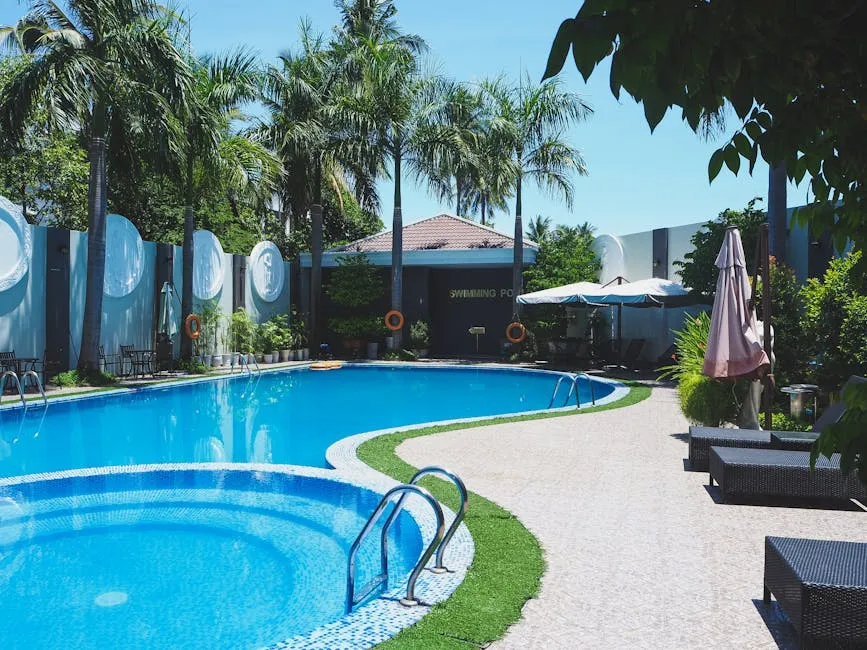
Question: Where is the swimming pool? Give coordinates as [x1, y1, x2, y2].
[0, 364, 618, 479]
[0, 469, 424, 650]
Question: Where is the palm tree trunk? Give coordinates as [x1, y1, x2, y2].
[78, 106, 109, 372]
[512, 174, 523, 316]
[227, 191, 241, 222]
[181, 155, 195, 359]
[455, 177, 461, 216]
[768, 164, 787, 263]
[481, 195, 487, 226]
[310, 162, 324, 356]
[391, 150, 404, 349]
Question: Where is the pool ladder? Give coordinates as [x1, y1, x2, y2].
[346, 466, 468, 613]
[548, 373, 595, 409]
[232, 354, 260, 375]
[0, 370, 47, 408]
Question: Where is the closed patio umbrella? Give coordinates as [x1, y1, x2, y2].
[158, 282, 178, 337]
[702, 227, 769, 379]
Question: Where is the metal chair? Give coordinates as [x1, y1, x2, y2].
[119, 345, 135, 378]
[98, 345, 121, 375]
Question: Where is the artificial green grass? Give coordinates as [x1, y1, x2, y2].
[358, 382, 652, 649]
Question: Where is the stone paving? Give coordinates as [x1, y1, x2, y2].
[397, 384, 867, 649]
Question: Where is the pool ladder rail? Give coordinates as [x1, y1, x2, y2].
[346, 466, 468, 613]
[548, 373, 595, 409]
[232, 354, 260, 375]
[0, 370, 47, 409]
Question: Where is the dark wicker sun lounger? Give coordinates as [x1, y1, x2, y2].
[709, 447, 867, 505]
[764, 536, 867, 647]
[688, 426, 772, 471]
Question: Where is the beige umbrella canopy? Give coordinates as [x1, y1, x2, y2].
[702, 227, 770, 380]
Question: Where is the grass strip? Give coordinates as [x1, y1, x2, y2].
[358, 382, 652, 649]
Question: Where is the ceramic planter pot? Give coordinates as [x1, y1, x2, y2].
[301, 348, 309, 360]
[366, 342, 378, 360]
[279, 350, 289, 362]
[202, 355, 212, 366]
[211, 355, 222, 367]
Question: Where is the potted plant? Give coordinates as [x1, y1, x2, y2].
[295, 318, 309, 360]
[329, 316, 368, 355]
[231, 308, 255, 364]
[199, 300, 222, 367]
[365, 316, 388, 360]
[409, 320, 431, 358]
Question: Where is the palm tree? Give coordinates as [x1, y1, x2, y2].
[0, 0, 191, 370]
[526, 215, 552, 243]
[483, 74, 592, 314]
[259, 20, 380, 352]
[174, 50, 277, 359]
[338, 33, 459, 348]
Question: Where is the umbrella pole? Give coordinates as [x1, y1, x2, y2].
[760, 224, 773, 430]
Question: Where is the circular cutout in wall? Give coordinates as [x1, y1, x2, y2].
[0, 196, 32, 293]
[250, 241, 284, 303]
[592, 234, 626, 285]
[193, 230, 225, 300]
[104, 214, 145, 298]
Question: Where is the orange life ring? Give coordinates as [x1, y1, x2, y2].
[184, 313, 201, 340]
[506, 321, 527, 344]
[385, 310, 404, 332]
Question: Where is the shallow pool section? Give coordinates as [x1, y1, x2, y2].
[0, 470, 423, 649]
[0, 365, 617, 478]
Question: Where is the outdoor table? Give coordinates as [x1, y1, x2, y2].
[12, 358, 40, 377]
[770, 430, 819, 451]
[780, 384, 819, 422]
[129, 349, 155, 378]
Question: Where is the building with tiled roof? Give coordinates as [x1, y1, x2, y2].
[299, 213, 538, 356]
[332, 213, 538, 253]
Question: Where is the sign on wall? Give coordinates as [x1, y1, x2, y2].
[0, 196, 32, 293]
[448, 288, 513, 299]
[104, 214, 145, 298]
[249, 241, 284, 303]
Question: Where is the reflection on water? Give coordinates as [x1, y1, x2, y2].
[0, 366, 609, 478]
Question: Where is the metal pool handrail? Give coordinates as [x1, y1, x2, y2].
[548, 373, 596, 409]
[21, 370, 47, 406]
[346, 484, 445, 612]
[381, 466, 467, 573]
[0, 371, 26, 409]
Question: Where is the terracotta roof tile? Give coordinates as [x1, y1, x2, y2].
[333, 213, 538, 252]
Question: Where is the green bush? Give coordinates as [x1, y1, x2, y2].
[178, 358, 210, 375]
[756, 258, 808, 387]
[658, 311, 711, 381]
[677, 372, 743, 426]
[771, 412, 813, 432]
[52, 369, 117, 388]
[801, 251, 867, 390]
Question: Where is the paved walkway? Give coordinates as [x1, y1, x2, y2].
[397, 385, 867, 649]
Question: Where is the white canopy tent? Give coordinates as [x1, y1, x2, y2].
[517, 277, 702, 360]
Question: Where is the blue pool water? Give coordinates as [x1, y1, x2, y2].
[0, 470, 422, 649]
[0, 365, 612, 479]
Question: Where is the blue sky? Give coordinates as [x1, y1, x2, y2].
[2, 0, 806, 235]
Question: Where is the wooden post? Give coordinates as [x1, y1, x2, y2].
[760, 224, 773, 430]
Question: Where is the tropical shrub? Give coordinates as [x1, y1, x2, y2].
[52, 369, 117, 388]
[409, 320, 430, 349]
[677, 373, 742, 426]
[198, 301, 223, 356]
[661, 311, 748, 425]
[230, 308, 256, 353]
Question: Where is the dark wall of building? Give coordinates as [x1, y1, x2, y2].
[316, 265, 513, 356]
[428, 268, 513, 356]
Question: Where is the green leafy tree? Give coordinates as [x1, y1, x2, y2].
[674, 199, 766, 296]
[0, 0, 191, 370]
[524, 223, 599, 292]
[755, 258, 807, 389]
[801, 251, 867, 390]
[482, 74, 592, 314]
[543, 2, 867, 262]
